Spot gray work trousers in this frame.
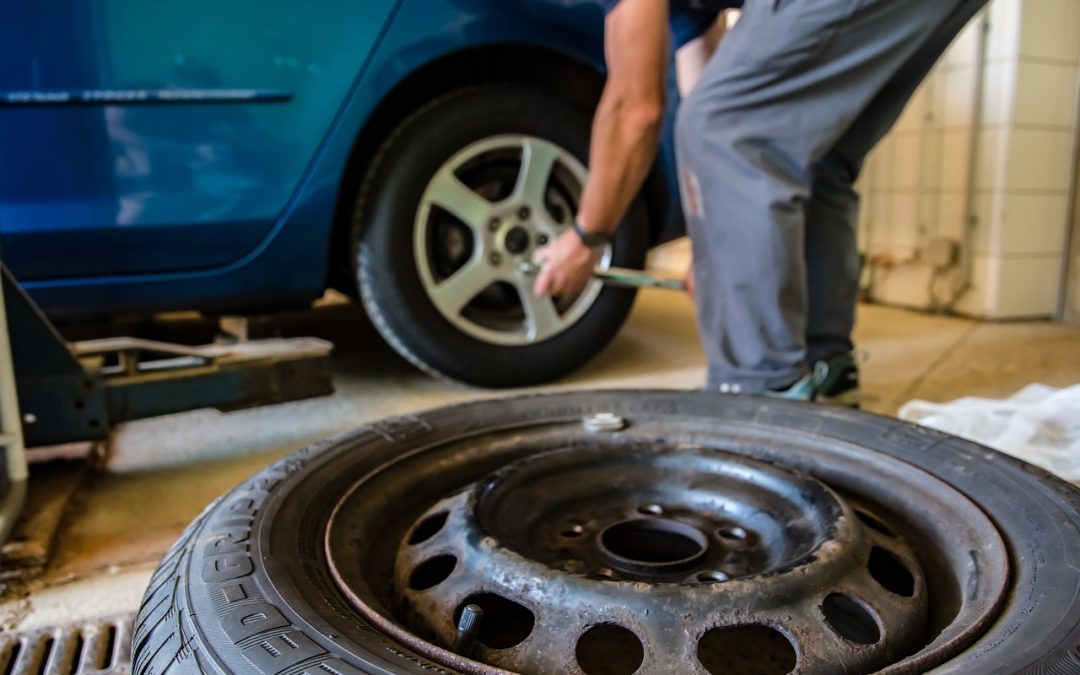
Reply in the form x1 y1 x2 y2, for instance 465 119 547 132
676 0 988 392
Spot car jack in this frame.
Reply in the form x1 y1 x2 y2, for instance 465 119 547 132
3 265 333 448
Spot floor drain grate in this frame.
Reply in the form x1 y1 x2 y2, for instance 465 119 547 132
0 614 132 675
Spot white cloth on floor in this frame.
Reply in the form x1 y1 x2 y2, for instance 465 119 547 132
899 383 1080 483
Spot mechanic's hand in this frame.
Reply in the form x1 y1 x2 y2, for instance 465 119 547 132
532 229 602 297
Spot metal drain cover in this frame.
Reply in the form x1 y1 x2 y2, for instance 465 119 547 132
0 614 132 675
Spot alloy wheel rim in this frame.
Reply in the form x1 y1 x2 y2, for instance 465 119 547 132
413 134 612 346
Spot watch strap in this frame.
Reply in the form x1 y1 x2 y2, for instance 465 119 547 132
572 220 610 248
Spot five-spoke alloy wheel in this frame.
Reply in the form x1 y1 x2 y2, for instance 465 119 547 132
354 86 647 387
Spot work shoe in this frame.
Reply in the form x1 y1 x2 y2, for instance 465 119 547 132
762 373 817 401
762 351 861 406
812 351 861 408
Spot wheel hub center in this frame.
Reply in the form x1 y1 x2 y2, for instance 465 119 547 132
502 225 531 254
598 517 709 576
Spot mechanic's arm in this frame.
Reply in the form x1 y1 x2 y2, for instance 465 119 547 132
533 0 668 297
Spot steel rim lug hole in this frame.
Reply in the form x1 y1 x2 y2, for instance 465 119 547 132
718 526 749 542
562 525 585 538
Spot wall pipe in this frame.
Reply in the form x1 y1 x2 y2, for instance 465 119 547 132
944 8 991 312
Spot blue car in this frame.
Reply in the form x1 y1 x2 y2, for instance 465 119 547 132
0 0 685 386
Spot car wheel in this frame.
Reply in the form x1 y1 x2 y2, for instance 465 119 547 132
133 391 1080 675
352 86 648 387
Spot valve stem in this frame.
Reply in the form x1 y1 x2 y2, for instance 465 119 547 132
452 604 484 656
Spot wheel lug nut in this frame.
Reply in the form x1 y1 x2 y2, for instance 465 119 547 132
537 234 549 245
584 413 627 432
490 252 502 266
518 206 530 220
489 218 500 232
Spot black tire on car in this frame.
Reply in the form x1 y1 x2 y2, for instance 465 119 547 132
132 391 1080 675
352 86 648 387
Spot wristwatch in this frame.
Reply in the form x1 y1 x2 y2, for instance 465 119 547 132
572 220 611 249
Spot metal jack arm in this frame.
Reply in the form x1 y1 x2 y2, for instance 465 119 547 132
3 266 334 449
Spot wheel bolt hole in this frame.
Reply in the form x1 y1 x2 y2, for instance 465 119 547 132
407 511 448 545
576 624 643 675
718 526 748 542
698 625 796 675
562 525 585 538
637 504 663 516
821 593 881 645
454 593 534 650
868 546 916 597
408 555 456 591
697 571 729 584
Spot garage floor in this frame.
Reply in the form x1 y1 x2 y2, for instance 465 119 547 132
4 257 1080 634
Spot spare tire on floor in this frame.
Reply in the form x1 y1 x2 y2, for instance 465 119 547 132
132 391 1080 675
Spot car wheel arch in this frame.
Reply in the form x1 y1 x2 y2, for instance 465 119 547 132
323 44 671 296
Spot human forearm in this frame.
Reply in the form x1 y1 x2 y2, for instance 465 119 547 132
576 93 663 236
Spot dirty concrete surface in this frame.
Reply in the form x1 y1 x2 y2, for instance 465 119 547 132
4 244 1080 634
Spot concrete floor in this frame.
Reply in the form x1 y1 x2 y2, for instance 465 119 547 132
3 273 1080 633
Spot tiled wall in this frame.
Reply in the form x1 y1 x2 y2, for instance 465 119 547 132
859 0 1080 319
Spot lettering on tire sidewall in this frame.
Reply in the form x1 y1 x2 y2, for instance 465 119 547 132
195 453 453 674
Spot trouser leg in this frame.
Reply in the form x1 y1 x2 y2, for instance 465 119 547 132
804 0 991 365
677 0 989 392
803 152 862 366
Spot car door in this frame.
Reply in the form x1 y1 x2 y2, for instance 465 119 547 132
0 0 400 280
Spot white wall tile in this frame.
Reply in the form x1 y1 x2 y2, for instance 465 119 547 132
891 134 922 191
920 130 944 191
941 129 974 190
941 66 978 129
891 193 920 249
1004 128 1075 191
871 263 935 309
936 193 967 240
1019 0 1080 62
999 193 1071 254
855 0 1078 316
1013 61 1080 127
995 255 1064 317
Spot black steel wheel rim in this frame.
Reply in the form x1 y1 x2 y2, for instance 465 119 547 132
322 403 1009 675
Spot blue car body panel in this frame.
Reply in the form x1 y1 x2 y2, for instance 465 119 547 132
0 0 683 316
